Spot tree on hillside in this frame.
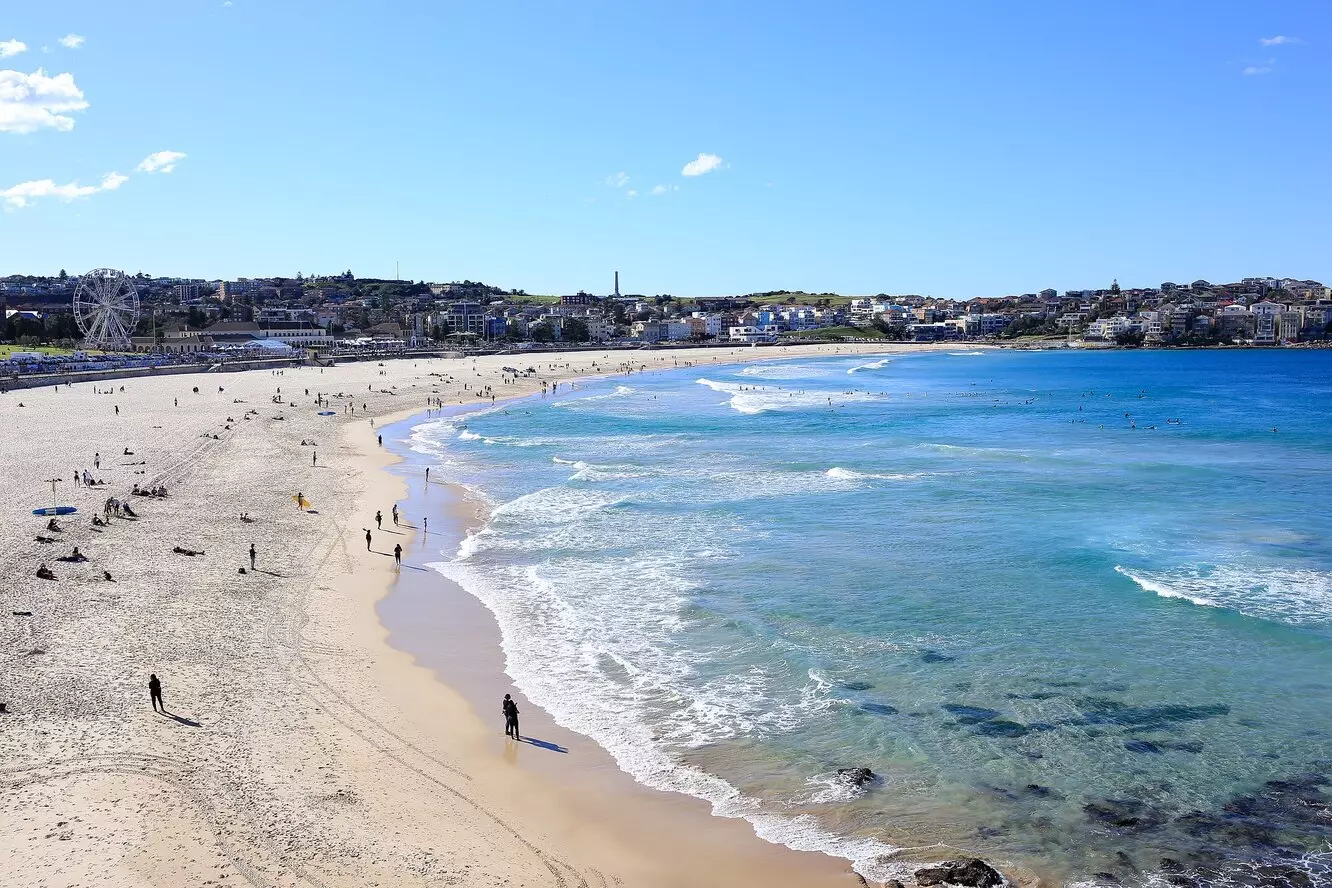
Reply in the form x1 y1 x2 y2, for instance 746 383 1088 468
563 318 590 342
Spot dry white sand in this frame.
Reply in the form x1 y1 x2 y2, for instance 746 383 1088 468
0 343 960 888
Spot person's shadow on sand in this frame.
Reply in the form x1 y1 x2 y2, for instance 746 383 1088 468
519 737 568 753
156 710 202 727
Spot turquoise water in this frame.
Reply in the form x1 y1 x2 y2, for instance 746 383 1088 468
408 349 1332 886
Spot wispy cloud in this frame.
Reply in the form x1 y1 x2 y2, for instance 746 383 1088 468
2 171 126 208
0 39 27 58
0 68 89 133
1242 65 1273 76
650 184 678 196
605 171 630 188
137 150 187 173
58 34 85 49
681 152 723 177
626 189 637 199
1260 35 1302 47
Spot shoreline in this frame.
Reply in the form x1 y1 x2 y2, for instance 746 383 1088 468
369 344 1017 887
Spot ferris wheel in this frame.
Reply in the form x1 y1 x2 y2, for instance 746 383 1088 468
73 268 140 351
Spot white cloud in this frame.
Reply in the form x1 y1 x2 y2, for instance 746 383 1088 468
137 150 187 173
0 68 89 132
626 189 637 199
1260 35 1302 46
1242 66 1272 76
2 171 126 208
681 152 723 177
650 184 679 195
58 34 85 49
0 39 27 58
605 171 630 188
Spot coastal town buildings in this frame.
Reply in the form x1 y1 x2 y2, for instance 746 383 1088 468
1 270 1328 365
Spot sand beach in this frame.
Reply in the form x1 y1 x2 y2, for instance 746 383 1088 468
0 343 960 888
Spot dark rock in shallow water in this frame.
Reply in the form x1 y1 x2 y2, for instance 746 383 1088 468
1164 740 1203 753
1125 739 1163 754
1074 698 1230 730
1023 783 1055 798
1114 851 1137 872
921 650 956 663
859 702 898 716
1159 858 1184 872
1255 864 1313 888
836 767 876 787
914 858 1005 887
1092 874 1121 884
942 704 1001 724
841 680 874 691
974 719 1030 738
1084 798 1166 831
1173 811 1277 848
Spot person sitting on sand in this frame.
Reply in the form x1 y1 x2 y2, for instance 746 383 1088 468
123 447 133 455
36 563 55 580
46 518 61 532
122 504 138 518
67 547 86 562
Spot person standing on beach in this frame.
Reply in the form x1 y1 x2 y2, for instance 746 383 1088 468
249 544 256 571
375 510 382 529
392 504 399 526
312 450 317 467
502 694 520 740
94 452 100 469
378 434 383 447
425 466 430 484
365 529 372 550
149 674 163 712
393 543 402 567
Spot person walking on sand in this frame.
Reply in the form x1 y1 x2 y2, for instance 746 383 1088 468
365 529 372 550
249 543 256 571
503 694 520 740
392 504 399 526
393 543 402 567
312 450 317 467
378 434 383 447
149 674 163 712
425 466 430 484
375 510 382 529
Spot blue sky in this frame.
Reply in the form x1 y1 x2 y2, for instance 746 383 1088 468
1 1 1328 298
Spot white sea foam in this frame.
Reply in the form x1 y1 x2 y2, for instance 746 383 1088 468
1115 564 1332 626
949 351 985 356
696 378 880 415
847 357 893 374
457 430 482 440
825 467 933 482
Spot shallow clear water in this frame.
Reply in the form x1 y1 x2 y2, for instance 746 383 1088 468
408 349 1332 886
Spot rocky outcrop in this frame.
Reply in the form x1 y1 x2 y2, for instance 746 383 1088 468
836 767 876 787
913 858 1005 887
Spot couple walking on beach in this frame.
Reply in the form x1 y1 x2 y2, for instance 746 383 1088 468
502 693 521 741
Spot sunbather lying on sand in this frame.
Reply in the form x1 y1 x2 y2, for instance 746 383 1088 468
172 546 205 556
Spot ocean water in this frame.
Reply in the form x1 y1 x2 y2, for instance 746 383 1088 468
407 349 1332 886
